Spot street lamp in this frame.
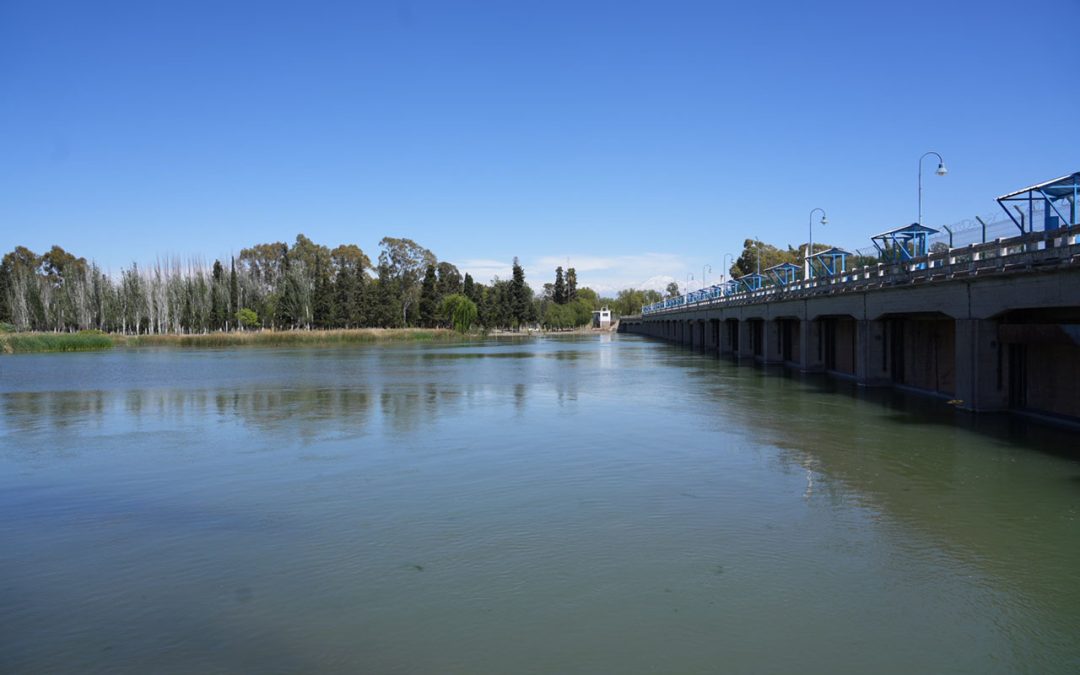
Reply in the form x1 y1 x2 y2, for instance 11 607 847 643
702 263 712 290
685 272 694 295
807 207 827 280
918 151 948 225
722 253 735 282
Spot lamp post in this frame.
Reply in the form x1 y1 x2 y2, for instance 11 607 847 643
722 253 734 283
685 272 694 295
807 208 827 280
918 151 948 226
702 264 712 290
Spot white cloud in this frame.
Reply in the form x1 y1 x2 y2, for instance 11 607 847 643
458 258 512 282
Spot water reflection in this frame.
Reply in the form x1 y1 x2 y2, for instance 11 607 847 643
1 338 1079 673
667 342 1080 655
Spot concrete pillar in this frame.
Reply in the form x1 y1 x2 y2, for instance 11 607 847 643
954 318 1007 412
720 319 735 356
856 319 889 386
762 319 783 364
736 319 754 361
798 318 822 371
707 319 720 352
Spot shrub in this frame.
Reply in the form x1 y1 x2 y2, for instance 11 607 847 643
236 308 260 330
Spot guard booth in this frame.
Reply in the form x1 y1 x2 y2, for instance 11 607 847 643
592 306 612 328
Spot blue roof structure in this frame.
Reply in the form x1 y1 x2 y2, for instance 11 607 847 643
807 248 851 277
735 273 767 292
765 262 800 286
997 172 1080 234
871 223 939 262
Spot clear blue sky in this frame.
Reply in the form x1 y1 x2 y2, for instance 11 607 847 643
2 0 1076 293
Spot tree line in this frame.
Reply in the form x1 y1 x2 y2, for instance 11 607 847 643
0 235 653 333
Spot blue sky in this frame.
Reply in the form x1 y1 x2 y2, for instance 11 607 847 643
2 0 1077 293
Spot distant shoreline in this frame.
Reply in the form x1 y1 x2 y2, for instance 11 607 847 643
0 326 617 354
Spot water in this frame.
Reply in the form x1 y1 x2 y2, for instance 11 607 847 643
2 336 1079 673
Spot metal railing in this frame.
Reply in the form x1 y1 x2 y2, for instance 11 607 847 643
642 224 1080 317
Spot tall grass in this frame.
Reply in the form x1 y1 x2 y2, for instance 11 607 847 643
1 328 471 354
125 328 464 349
0 332 114 354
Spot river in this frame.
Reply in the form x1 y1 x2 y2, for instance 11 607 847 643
1 335 1078 673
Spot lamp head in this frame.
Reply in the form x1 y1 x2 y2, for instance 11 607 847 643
936 162 948 176
820 214 828 225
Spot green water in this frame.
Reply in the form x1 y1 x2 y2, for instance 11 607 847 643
1 336 1078 673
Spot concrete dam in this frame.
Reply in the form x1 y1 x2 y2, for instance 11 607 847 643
620 180 1080 424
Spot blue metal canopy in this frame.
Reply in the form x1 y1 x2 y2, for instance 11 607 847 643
807 248 851 277
997 172 1079 234
765 262 800 286
871 223 939 262
735 273 767 292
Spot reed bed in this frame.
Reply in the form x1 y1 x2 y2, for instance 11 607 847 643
126 328 462 348
1 328 468 354
0 331 115 354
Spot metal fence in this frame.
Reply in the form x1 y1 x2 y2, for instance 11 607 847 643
643 213 1078 316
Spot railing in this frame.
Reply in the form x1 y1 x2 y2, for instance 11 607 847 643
642 224 1080 316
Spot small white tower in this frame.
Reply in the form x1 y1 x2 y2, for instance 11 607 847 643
592 306 612 329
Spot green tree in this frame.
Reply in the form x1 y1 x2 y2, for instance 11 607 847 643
440 293 477 333
378 237 435 326
509 257 534 328
553 266 566 304
229 257 239 328
418 264 439 327
565 267 577 302
371 263 400 327
463 273 476 303
665 281 680 298
312 255 335 328
436 262 462 296
236 308 259 330
211 260 227 330
732 238 801 277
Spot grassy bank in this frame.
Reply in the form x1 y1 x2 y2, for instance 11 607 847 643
124 328 462 348
0 331 115 354
1 328 465 354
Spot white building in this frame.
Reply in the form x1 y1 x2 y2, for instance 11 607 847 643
592 306 612 329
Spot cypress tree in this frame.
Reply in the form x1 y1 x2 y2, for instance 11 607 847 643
229 257 239 328
553 266 566 304
510 257 530 329
463 273 476 303
211 260 226 330
313 256 335 328
566 267 577 302
334 264 354 328
418 264 439 327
